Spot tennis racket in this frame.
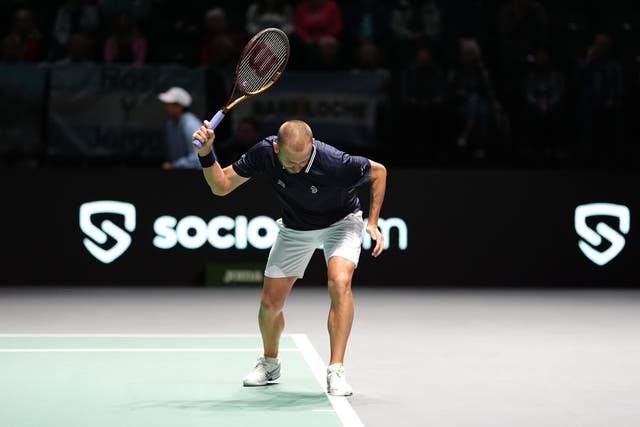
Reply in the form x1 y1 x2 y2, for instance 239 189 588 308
193 27 290 148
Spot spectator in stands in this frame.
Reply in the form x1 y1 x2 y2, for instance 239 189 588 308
576 33 624 163
342 0 388 69
56 33 94 64
2 8 44 63
157 86 202 169
245 0 295 36
103 11 147 65
389 0 442 67
498 0 550 112
446 38 500 158
52 0 100 61
1 35 21 63
354 40 384 71
101 0 152 25
294 0 344 69
343 0 388 45
200 7 244 68
216 116 261 166
499 0 550 62
400 45 446 158
522 47 565 160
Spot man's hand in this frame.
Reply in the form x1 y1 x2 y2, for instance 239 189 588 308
192 120 216 156
366 223 384 257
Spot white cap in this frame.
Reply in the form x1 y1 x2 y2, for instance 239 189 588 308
157 86 192 107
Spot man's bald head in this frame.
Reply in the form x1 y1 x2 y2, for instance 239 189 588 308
277 120 313 153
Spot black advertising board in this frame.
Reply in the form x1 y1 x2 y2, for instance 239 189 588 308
1 168 637 286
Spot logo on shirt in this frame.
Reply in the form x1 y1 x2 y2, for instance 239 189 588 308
277 179 286 188
310 185 318 194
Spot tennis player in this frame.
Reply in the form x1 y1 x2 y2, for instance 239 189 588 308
192 119 386 396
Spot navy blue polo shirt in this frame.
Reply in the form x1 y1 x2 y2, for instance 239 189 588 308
232 136 371 230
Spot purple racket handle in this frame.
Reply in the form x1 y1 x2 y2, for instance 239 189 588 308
193 110 226 148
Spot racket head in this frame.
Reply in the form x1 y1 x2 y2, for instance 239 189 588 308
234 28 290 96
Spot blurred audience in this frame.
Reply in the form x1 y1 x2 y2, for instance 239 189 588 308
498 0 550 112
245 0 294 36
51 0 99 61
217 116 261 166
399 45 446 159
343 0 388 69
521 47 565 160
576 33 624 163
56 32 94 64
499 0 550 65
103 11 147 64
446 38 500 159
0 1 638 167
1 8 44 63
200 7 245 68
354 40 384 71
343 0 388 45
101 0 152 25
389 0 443 67
294 0 343 69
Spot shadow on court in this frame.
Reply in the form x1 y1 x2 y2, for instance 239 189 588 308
119 389 330 412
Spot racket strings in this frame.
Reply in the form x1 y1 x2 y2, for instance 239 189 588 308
237 31 289 94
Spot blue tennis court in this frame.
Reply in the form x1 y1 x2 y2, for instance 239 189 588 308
0 334 362 427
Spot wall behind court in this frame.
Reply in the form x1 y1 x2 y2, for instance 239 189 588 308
1 168 637 287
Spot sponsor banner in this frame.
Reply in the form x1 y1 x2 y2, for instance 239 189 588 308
1 168 638 286
205 262 266 287
231 71 389 150
0 64 46 155
47 65 206 158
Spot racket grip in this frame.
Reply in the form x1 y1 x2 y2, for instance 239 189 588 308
193 110 226 148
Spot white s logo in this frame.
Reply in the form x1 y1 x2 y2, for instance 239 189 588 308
79 201 136 264
575 203 630 266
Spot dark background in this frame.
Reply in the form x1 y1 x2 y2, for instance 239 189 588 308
1 0 638 286
1 0 640 168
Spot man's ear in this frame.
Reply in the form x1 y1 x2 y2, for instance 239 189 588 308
272 140 279 154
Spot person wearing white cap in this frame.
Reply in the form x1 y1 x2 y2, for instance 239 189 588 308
157 86 202 169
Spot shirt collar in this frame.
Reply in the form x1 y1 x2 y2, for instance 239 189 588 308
304 141 317 174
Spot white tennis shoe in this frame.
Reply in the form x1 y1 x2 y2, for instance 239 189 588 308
327 363 353 396
243 356 281 386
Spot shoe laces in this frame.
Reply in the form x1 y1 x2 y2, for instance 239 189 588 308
255 356 277 370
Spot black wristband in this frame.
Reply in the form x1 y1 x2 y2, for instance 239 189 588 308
198 150 217 168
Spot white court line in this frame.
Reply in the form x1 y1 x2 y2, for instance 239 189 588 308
0 348 299 353
292 334 365 427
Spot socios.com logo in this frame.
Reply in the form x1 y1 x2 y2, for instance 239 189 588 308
575 203 630 266
152 214 408 250
79 200 409 263
79 201 136 264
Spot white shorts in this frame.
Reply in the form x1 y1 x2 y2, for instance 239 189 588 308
264 211 364 279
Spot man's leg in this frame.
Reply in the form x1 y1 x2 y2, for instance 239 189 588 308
243 276 296 386
259 276 296 358
326 256 356 365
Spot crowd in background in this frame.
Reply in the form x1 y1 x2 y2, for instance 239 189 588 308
1 0 639 168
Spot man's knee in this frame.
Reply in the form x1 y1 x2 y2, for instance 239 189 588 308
327 274 353 297
260 278 295 311
260 291 285 312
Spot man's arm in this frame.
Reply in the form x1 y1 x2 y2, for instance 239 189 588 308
365 159 387 257
192 121 250 196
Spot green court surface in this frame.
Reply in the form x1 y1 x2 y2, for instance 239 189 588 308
0 334 361 427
